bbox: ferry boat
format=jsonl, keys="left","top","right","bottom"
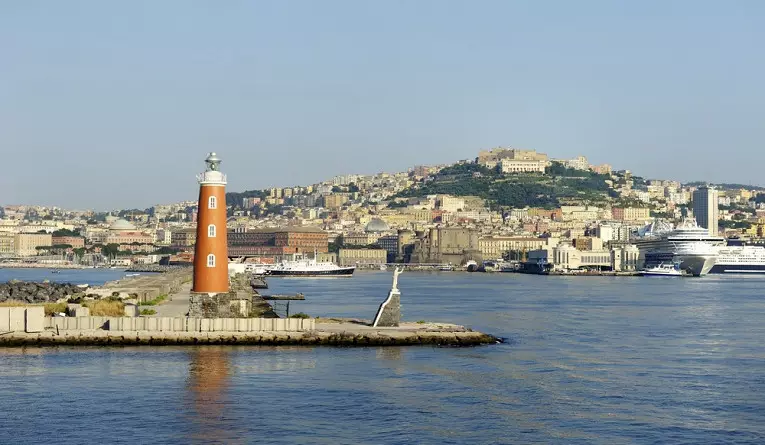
{"left": 709, "top": 240, "right": 765, "bottom": 274}
{"left": 632, "top": 218, "right": 725, "bottom": 276}
{"left": 639, "top": 263, "right": 685, "bottom": 277}
{"left": 267, "top": 255, "right": 355, "bottom": 277}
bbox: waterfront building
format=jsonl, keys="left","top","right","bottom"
{"left": 552, "top": 243, "right": 611, "bottom": 270}
{"left": 693, "top": 186, "right": 719, "bottom": 236}
{"left": 610, "top": 245, "right": 640, "bottom": 271}
{"left": 14, "top": 233, "right": 52, "bottom": 256}
{"left": 338, "top": 248, "right": 387, "bottom": 266}
{"left": 0, "top": 232, "right": 14, "bottom": 255}
{"left": 377, "top": 234, "right": 399, "bottom": 261}
{"left": 228, "top": 227, "right": 328, "bottom": 257}
{"left": 410, "top": 227, "right": 481, "bottom": 265}
{"left": 51, "top": 236, "right": 85, "bottom": 249}
{"left": 192, "top": 153, "right": 229, "bottom": 294}
{"left": 343, "top": 232, "right": 381, "bottom": 246}
{"left": 478, "top": 236, "right": 556, "bottom": 260}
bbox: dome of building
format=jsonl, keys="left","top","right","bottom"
{"left": 109, "top": 219, "right": 136, "bottom": 231}
{"left": 365, "top": 218, "right": 389, "bottom": 233}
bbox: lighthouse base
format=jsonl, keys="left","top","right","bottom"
{"left": 189, "top": 292, "right": 253, "bottom": 318}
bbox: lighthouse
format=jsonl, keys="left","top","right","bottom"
{"left": 192, "top": 152, "right": 229, "bottom": 294}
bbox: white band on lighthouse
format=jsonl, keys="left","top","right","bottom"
{"left": 197, "top": 171, "right": 227, "bottom": 185}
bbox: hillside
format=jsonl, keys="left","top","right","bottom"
{"left": 396, "top": 162, "right": 615, "bottom": 209}
{"left": 684, "top": 181, "right": 765, "bottom": 191}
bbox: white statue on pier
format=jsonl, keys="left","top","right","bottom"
{"left": 374, "top": 266, "right": 404, "bottom": 327}
{"left": 391, "top": 266, "right": 403, "bottom": 292}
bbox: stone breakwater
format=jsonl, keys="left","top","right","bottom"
{"left": 0, "top": 282, "right": 87, "bottom": 304}
{"left": 0, "top": 328, "right": 498, "bottom": 347}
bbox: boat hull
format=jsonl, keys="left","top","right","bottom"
{"left": 268, "top": 268, "right": 355, "bottom": 277}
{"left": 709, "top": 264, "right": 765, "bottom": 274}
{"left": 645, "top": 253, "right": 716, "bottom": 276}
{"left": 676, "top": 254, "right": 716, "bottom": 277}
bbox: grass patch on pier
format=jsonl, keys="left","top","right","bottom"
{"left": 289, "top": 312, "right": 311, "bottom": 319}
{"left": 45, "top": 302, "right": 68, "bottom": 316}
{"left": 140, "top": 308, "right": 156, "bottom": 316}
{"left": 82, "top": 299, "right": 125, "bottom": 317}
{"left": 141, "top": 294, "right": 167, "bottom": 306}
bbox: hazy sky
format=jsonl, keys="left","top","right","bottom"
{"left": 2, "top": 1, "right": 764, "bottom": 210}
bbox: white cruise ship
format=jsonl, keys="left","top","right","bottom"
{"left": 266, "top": 255, "right": 355, "bottom": 277}
{"left": 632, "top": 219, "right": 725, "bottom": 276}
{"left": 710, "top": 241, "right": 765, "bottom": 274}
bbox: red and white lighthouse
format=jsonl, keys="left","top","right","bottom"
{"left": 192, "top": 152, "right": 229, "bottom": 294}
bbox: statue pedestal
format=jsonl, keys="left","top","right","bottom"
{"left": 373, "top": 289, "right": 400, "bottom": 327}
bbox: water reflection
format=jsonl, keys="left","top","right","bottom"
{"left": 376, "top": 346, "right": 402, "bottom": 362}
{"left": 186, "top": 347, "right": 242, "bottom": 444}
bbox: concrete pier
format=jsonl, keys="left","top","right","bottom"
{"left": 0, "top": 320, "right": 498, "bottom": 347}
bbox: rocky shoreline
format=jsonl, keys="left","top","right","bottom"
{"left": 0, "top": 281, "right": 90, "bottom": 304}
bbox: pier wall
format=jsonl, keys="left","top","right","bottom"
{"left": 45, "top": 316, "right": 313, "bottom": 332}
{"left": 0, "top": 307, "right": 45, "bottom": 333}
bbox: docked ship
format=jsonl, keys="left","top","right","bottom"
{"left": 639, "top": 262, "right": 685, "bottom": 277}
{"left": 266, "top": 255, "right": 355, "bottom": 277}
{"left": 709, "top": 240, "right": 765, "bottom": 274}
{"left": 632, "top": 218, "right": 724, "bottom": 276}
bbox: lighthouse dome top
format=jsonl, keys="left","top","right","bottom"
{"left": 197, "top": 152, "right": 227, "bottom": 185}
{"left": 205, "top": 152, "right": 222, "bottom": 171}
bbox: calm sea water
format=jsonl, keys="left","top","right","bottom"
{"left": 1, "top": 269, "right": 764, "bottom": 444}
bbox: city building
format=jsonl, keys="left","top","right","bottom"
{"left": 693, "top": 186, "right": 719, "bottom": 236}
{"left": 14, "top": 233, "right": 52, "bottom": 256}
{"left": 563, "top": 155, "right": 589, "bottom": 170}
{"left": 409, "top": 227, "right": 481, "bottom": 265}
{"left": 338, "top": 248, "right": 387, "bottom": 266}
{"left": 437, "top": 195, "right": 465, "bottom": 212}
{"left": 228, "top": 227, "right": 328, "bottom": 256}
{"left": 478, "top": 236, "right": 557, "bottom": 260}
{"left": 590, "top": 164, "right": 612, "bottom": 175}
{"left": 476, "top": 148, "right": 548, "bottom": 169}
{"left": 171, "top": 228, "right": 197, "bottom": 248}
{"left": 499, "top": 158, "right": 546, "bottom": 174}
{"left": 0, "top": 232, "right": 14, "bottom": 255}
{"left": 377, "top": 235, "right": 399, "bottom": 261}
{"left": 612, "top": 207, "right": 651, "bottom": 221}
{"left": 324, "top": 194, "right": 349, "bottom": 210}
{"left": 51, "top": 236, "right": 85, "bottom": 249}
{"left": 104, "top": 219, "right": 154, "bottom": 246}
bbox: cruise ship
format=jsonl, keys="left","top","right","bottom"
{"left": 266, "top": 255, "right": 355, "bottom": 277}
{"left": 709, "top": 240, "right": 765, "bottom": 274}
{"left": 632, "top": 219, "right": 725, "bottom": 276}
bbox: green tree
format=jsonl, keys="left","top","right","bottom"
{"left": 101, "top": 243, "right": 120, "bottom": 258}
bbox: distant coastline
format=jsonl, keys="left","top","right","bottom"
{"left": 0, "top": 263, "right": 88, "bottom": 270}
